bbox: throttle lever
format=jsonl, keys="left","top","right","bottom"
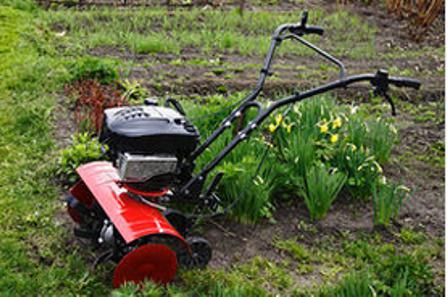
{"left": 382, "top": 93, "right": 397, "bottom": 116}
{"left": 372, "top": 69, "right": 396, "bottom": 116}
{"left": 300, "top": 11, "right": 308, "bottom": 27}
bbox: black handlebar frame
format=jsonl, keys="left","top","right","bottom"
{"left": 177, "top": 11, "right": 421, "bottom": 201}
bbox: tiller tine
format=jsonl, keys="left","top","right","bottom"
{"left": 113, "top": 243, "right": 177, "bottom": 288}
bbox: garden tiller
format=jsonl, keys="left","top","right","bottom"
{"left": 66, "top": 12, "right": 421, "bottom": 288}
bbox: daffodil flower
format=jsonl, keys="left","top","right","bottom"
{"left": 332, "top": 117, "right": 342, "bottom": 129}
{"left": 285, "top": 124, "right": 292, "bottom": 134}
{"left": 268, "top": 123, "right": 277, "bottom": 133}
{"left": 347, "top": 143, "right": 357, "bottom": 151}
{"left": 319, "top": 122, "right": 329, "bottom": 134}
{"left": 330, "top": 134, "right": 339, "bottom": 143}
{"left": 275, "top": 114, "right": 283, "bottom": 125}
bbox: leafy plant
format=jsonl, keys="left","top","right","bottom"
{"left": 68, "top": 79, "right": 127, "bottom": 132}
{"left": 120, "top": 79, "right": 149, "bottom": 102}
{"left": 59, "top": 133, "right": 106, "bottom": 184}
{"left": 274, "top": 239, "right": 311, "bottom": 263}
{"left": 69, "top": 56, "right": 118, "bottom": 84}
{"left": 333, "top": 144, "right": 382, "bottom": 200}
{"left": 299, "top": 163, "right": 347, "bottom": 220}
{"left": 375, "top": 254, "right": 437, "bottom": 296}
{"left": 217, "top": 155, "right": 274, "bottom": 223}
{"left": 323, "top": 273, "right": 375, "bottom": 297}
{"left": 366, "top": 119, "right": 398, "bottom": 164}
{"left": 372, "top": 181, "right": 409, "bottom": 227}
{"left": 281, "top": 133, "right": 317, "bottom": 179}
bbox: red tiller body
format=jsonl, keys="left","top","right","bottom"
{"left": 70, "top": 161, "right": 185, "bottom": 245}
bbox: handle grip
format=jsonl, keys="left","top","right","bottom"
{"left": 388, "top": 76, "right": 421, "bottom": 90}
{"left": 289, "top": 11, "right": 324, "bottom": 37}
{"left": 164, "top": 98, "right": 186, "bottom": 116}
{"left": 303, "top": 25, "right": 324, "bottom": 36}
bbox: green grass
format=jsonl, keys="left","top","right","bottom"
{"left": 41, "top": 7, "right": 376, "bottom": 59}
{"left": 0, "top": 3, "right": 111, "bottom": 296}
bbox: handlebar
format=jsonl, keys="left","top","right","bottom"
{"left": 274, "top": 11, "right": 325, "bottom": 38}
{"left": 291, "top": 24, "right": 324, "bottom": 36}
{"left": 371, "top": 69, "right": 421, "bottom": 92}
{"left": 388, "top": 76, "right": 421, "bottom": 89}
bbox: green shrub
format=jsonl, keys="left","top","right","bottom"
{"left": 183, "top": 92, "right": 247, "bottom": 136}
{"left": 325, "top": 273, "right": 374, "bottom": 297}
{"left": 274, "top": 239, "right": 311, "bottom": 262}
{"left": 180, "top": 94, "right": 402, "bottom": 223}
{"left": 216, "top": 151, "right": 274, "bottom": 223}
{"left": 279, "top": 132, "right": 317, "bottom": 180}
{"left": 69, "top": 56, "right": 118, "bottom": 84}
{"left": 346, "top": 117, "right": 368, "bottom": 148}
{"left": 366, "top": 119, "right": 398, "bottom": 164}
{"left": 59, "top": 132, "right": 106, "bottom": 183}
{"left": 299, "top": 163, "right": 347, "bottom": 220}
{"left": 374, "top": 254, "right": 437, "bottom": 296}
{"left": 120, "top": 79, "right": 149, "bottom": 102}
{"left": 372, "top": 181, "right": 409, "bottom": 227}
{"left": 333, "top": 144, "right": 382, "bottom": 200}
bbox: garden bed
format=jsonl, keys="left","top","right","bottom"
{"left": 0, "top": 1, "right": 444, "bottom": 296}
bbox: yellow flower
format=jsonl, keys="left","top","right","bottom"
{"left": 285, "top": 124, "right": 292, "bottom": 134}
{"left": 348, "top": 143, "right": 357, "bottom": 151}
{"left": 275, "top": 114, "right": 283, "bottom": 125}
{"left": 330, "top": 134, "right": 339, "bottom": 143}
{"left": 268, "top": 123, "right": 277, "bottom": 133}
{"left": 320, "top": 123, "right": 329, "bottom": 134}
{"left": 332, "top": 117, "right": 342, "bottom": 129}
{"left": 390, "top": 125, "right": 398, "bottom": 135}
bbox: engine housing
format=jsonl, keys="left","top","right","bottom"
{"left": 100, "top": 105, "right": 199, "bottom": 160}
{"left": 99, "top": 105, "right": 199, "bottom": 190}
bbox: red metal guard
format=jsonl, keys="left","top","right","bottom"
{"left": 73, "top": 161, "right": 185, "bottom": 245}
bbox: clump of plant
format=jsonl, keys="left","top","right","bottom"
{"left": 59, "top": 132, "right": 106, "bottom": 184}
{"left": 374, "top": 253, "right": 438, "bottom": 296}
{"left": 182, "top": 92, "right": 247, "bottom": 136}
{"left": 366, "top": 119, "right": 398, "bottom": 164}
{"left": 299, "top": 163, "right": 347, "bottom": 221}
{"left": 197, "top": 130, "right": 274, "bottom": 223}
{"left": 268, "top": 96, "right": 405, "bottom": 221}
{"left": 333, "top": 144, "right": 382, "bottom": 200}
{"left": 217, "top": 156, "right": 274, "bottom": 223}
{"left": 67, "top": 79, "right": 127, "bottom": 133}
{"left": 372, "top": 180, "right": 410, "bottom": 227}
{"left": 120, "top": 79, "right": 149, "bottom": 102}
{"left": 183, "top": 93, "right": 408, "bottom": 224}
{"left": 318, "top": 273, "right": 375, "bottom": 297}
{"left": 69, "top": 56, "right": 119, "bottom": 85}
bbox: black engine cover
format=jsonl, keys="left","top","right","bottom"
{"left": 99, "top": 105, "right": 199, "bottom": 160}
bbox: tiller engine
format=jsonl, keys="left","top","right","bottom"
{"left": 66, "top": 12, "right": 421, "bottom": 288}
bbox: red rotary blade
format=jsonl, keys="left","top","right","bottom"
{"left": 113, "top": 243, "right": 177, "bottom": 288}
